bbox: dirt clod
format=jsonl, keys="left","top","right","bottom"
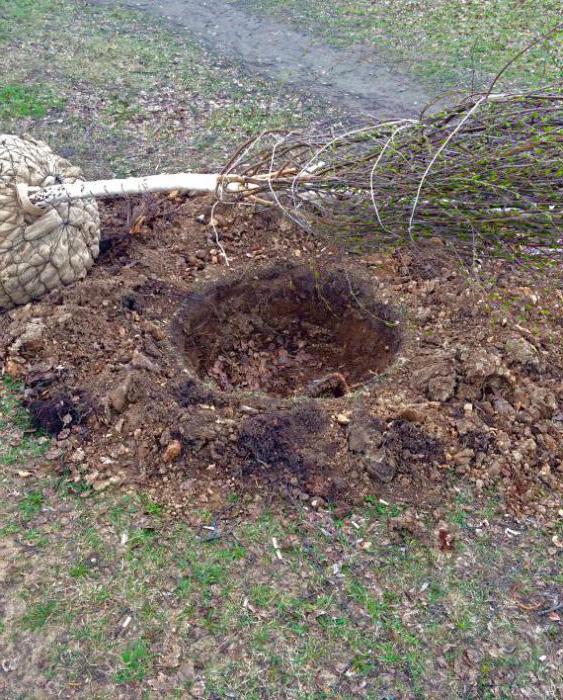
{"left": 348, "top": 416, "right": 443, "bottom": 484}
{"left": 27, "top": 393, "right": 90, "bottom": 435}
{"left": 238, "top": 403, "right": 328, "bottom": 478}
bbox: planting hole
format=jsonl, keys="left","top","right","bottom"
{"left": 174, "top": 264, "right": 401, "bottom": 398}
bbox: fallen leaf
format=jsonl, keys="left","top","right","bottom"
{"left": 130, "top": 215, "right": 147, "bottom": 234}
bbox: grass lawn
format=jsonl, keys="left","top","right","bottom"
{"left": 0, "top": 0, "right": 314, "bottom": 178}
{"left": 1, "top": 379, "right": 562, "bottom": 697}
{"left": 233, "top": 0, "right": 562, "bottom": 90}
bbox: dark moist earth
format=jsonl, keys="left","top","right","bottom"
{"left": 0, "top": 194, "right": 561, "bottom": 521}
{"left": 174, "top": 263, "right": 401, "bottom": 398}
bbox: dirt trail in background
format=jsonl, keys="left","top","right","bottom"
{"left": 92, "top": 0, "right": 430, "bottom": 118}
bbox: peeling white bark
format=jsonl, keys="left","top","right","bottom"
{"left": 26, "top": 172, "right": 223, "bottom": 208}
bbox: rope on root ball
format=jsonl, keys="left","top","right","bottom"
{"left": 0, "top": 134, "right": 100, "bottom": 310}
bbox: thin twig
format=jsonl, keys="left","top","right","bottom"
{"left": 539, "top": 601, "right": 563, "bottom": 616}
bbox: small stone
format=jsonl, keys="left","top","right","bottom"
{"left": 131, "top": 349, "right": 160, "bottom": 372}
{"left": 163, "top": 440, "right": 182, "bottom": 463}
{"left": 333, "top": 504, "right": 352, "bottom": 519}
{"left": 347, "top": 418, "right": 385, "bottom": 454}
{"left": 11, "top": 318, "right": 45, "bottom": 355}
{"left": 396, "top": 405, "right": 426, "bottom": 423}
{"left": 453, "top": 448, "right": 474, "bottom": 466}
{"left": 336, "top": 413, "right": 351, "bottom": 425}
{"left": 504, "top": 336, "right": 539, "bottom": 367}
{"left": 144, "top": 321, "right": 166, "bottom": 342}
{"left": 71, "top": 448, "right": 86, "bottom": 463}
{"left": 190, "top": 680, "right": 206, "bottom": 698}
{"left": 4, "top": 358, "right": 23, "bottom": 378}
{"left": 92, "top": 475, "right": 121, "bottom": 491}
{"left": 240, "top": 405, "right": 259, "bottom": 415}
{"left": 364, "top": 448, "right": 397, "bottom": 483}
{"left": 494, "top": 397, "right": 514, "bottom": 416}
{"left": 108, "top": 376, "right": 132, "bottom": 413}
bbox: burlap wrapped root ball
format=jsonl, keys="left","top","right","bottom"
{"left": 0, "top": 134, "right": 100, "bottom": 310}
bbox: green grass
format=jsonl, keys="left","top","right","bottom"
{"left": 18, "top": 491, "right": 44, "bottom": 520}
{"left": 24, "top": 528, "right": 49, "bottom": 547}
{"left": 0, "top": 377, "right": 49, "bottom": 468}
{"left": 0, "top": 84, "right": 63, "bottom": 119}
{"left": 115, "top": 639, "right": 153, "bottom": 684}
{"left": 0, "top": 0, "right": 310, "bottom": 177}
{"left": 1, "top": 456, "right": 559, "bottom": 696}
{"left": 234, "top": 0, "right": 562, "bottom": 90}
{"left": 0, "top": 377, "right": 31, "bottom": 429}
{"left": 1, "top": 435, "right": 49, "bottom": 466}
{"left": 0, "top": 85, "right": 62, "bottom": 118}
{"left": 21, "top": 599, "right": 60, "bottom": 632}
{"left": 69, "top": 562, "right": 90, "bottom": 578}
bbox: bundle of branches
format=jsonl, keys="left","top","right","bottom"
{"left": 219, "top": 89, "right": 562, "bottom": 263}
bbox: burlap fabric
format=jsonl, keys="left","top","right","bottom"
{"left": 0, "top": 135, "right": 100, "bottom": 309}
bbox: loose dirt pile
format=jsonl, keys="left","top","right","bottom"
{"left": 0, "top": 194, "right": 561, "bottom": 520}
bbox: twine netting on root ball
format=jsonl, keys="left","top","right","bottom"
{"left": 0, "top": 135, "right": 100, "bottom": 309}
{"left": 219, "top": 90, "right": 562, "bottom": 263}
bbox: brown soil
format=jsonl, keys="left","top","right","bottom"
{"left": 173, "top": 263, "right": 401, "bottom": 398}
{"left": 1, "top": 194, "right": 561, "bottom": 520}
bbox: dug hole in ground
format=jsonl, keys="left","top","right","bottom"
{"left": 0, "top": 193, "right": 561, "bottom": 526}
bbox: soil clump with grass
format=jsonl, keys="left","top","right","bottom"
{"left": 0, "top": 194, "right": 561, "bottom": 521}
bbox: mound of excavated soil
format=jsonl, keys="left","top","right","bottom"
{"left": 0, "top": 193, "right": 561, "bottom": 520}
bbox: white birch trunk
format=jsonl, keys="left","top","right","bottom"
{"left": 26, "top": 172, "right": 225, "bottom": 208}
